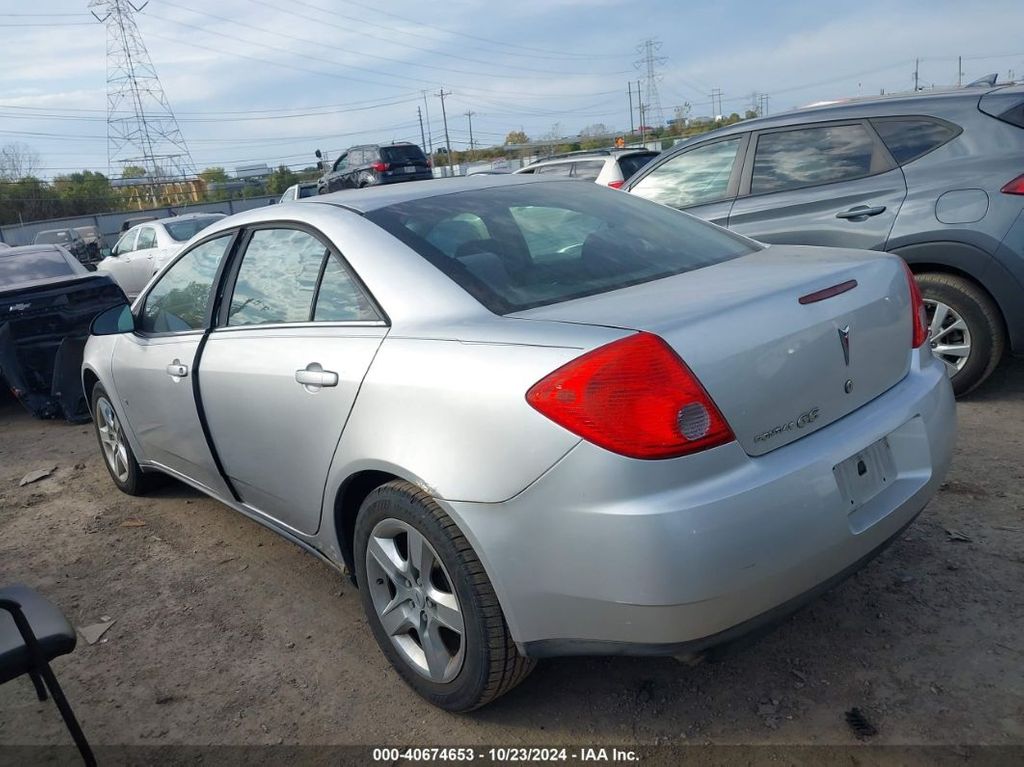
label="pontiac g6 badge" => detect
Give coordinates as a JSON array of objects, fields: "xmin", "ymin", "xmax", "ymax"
[
  {"xmin": 754, "ymin": 407, "xmax": 821, "ymax": 443},
  {"xmin": 838, "ymin": 325, "xmax": 851, "ymax": 366}
]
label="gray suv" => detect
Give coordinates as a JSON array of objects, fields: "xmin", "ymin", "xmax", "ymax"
[{"xmin": 628, "ymin": 84, "xmax": 1024, "ymax": 395}]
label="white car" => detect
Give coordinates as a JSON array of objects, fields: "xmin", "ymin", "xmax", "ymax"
[
  {"xmin": 514, "ymin": 148, "xmax": 659, "ymax": 188},
  {"xmin": 279, "ymin": 182, "xmax": 318, "ymax": 202},
  {"xmin": 97, "ymin": 213, "xmax": 226, "ymax": 297}
]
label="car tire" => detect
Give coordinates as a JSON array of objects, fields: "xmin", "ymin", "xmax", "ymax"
[
  {"xmin": 91, "ymin": 383, "xmax": 164, "ymax": 496},
  {"xmin": 354, "ymin": 480, "xmax": 534, "ymax": 711},
  {"xmin": 915, "ymin": 272, "xmax": 1005, "ymax": 396}
]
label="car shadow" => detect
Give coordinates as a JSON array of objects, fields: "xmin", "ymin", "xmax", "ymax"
[{"xmin": 959, "ymin": 354, "xmax": 1024, "ymax": 403}]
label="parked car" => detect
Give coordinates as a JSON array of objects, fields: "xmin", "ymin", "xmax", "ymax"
[
  {"xmin": 1, "ymin": 245, "xmax": 125, "ymax": 421},
  {"xmin": 32, "ymin": 229, "xmax": 93, "ymax": 267},
  {"xmin": 73, "ymin": 225, "xmax": 106, "ymax": 262},
  {"xmin": 97, "ymin": 213, "xmax": 226, "ymax": 298},
  {"xmin": 279, "ymin": 182, "xmax": 318, "ymax": 202},
  {"xmin": 627, "ymin": 83, "xmax": 1024, "ymax": 396},
  {"xmin": 318, "ymin": 142, "xmax": 431, "ymax": 193},
  {"xmin": 83, "ymin": 177, "xmax": 954, "ymax": 711},
  {"xmin": 515, "ymin": 148, "xmax": 659, "ymax": 188},
  {"xmin": 119, "ymin": 215, "xmax": 158, "ymax": 234}
]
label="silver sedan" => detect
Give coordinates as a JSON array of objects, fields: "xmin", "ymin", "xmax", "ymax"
[{"xmin": 82, "ymin": 177, "xmax": 955, "ymax": 711}]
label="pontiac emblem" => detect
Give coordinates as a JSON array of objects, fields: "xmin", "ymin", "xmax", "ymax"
[{"xmin": 838, "ymin": 325, "xmax": 851, "ymax": 367}]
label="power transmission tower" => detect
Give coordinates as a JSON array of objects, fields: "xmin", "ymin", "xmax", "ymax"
[
  {"xmin": 710, "ymin": 88, "xmax": 723, "ymax": 118},
  {"xmin": 89, "ymin": 0, "xmax": 196, "ymax": 203},
  {"xmin": 464, "ymin": 110, "xmax": 476, "ymax": 153},
  {"xmin": 436, "ymin": 89, "xmax": 453, "ymax": 177},
  {"xmin": 635, "ymin": 38, "xmax": 666, "ymax": 130}
]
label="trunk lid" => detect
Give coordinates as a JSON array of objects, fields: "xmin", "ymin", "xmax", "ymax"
[{"xmin": 510, "ymin": 245, "xmax": 913, "ymax": 455}]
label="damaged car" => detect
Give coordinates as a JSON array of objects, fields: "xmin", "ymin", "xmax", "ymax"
[{"xmin": 1, "ymin": 244, "xmax": 126, "ymax": 422}]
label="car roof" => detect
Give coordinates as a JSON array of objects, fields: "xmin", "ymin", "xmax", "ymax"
[
  {"xmin": 1, "ymin": 244, "xmax": 74, "ymax": 260},
  {"xmin": 306, "ymin": 174, "xmax": 555, "ymax": 213}
]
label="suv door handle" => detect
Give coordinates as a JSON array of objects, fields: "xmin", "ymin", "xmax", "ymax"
[
  {"xmin": 836, "ymin": 205, "xmax": 887, "ymax": 220},
  {"xmin": 166, "ymin": 360, "xmax": 188, "ymax": 378},
  {"xmin": 295, "ymin": 362, "xmax": 338, "ymax": 390}
]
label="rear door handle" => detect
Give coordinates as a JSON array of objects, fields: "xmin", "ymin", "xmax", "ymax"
[
  {"xmin": 165, "ymin": 360, "xmax": 188, "ymax": 378},
  {"xmin": 295, "ymin": 362, "xmax": 338, "ymax": 390},
  {"xmin": 836, "ymin": 205, "xmax": 886, "ymax": 220}
]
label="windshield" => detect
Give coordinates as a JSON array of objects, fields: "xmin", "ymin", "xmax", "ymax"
[
  {"xmin": 366, "ymin": 181, "xmax": 757, "ymax": 314},
  {"xmin": 0, "ymin": 250, "xmax": 73, "ymax": 285},
  {"xmin": 33, "ymin": 231, "xmax": 70, "ymax": 244},
  {"xmin": 164, "ymin": 215, "xmax": 224, "ymax": 242}
]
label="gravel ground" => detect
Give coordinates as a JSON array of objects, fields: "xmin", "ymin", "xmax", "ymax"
[{"xmin": 0, "ymin": 358, "xmax": 1022, "ymax": 758}]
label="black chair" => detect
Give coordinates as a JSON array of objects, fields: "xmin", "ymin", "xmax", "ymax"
[{"xmin": 0, "ymin": 584, "xmax": 96, "ymax": 766}]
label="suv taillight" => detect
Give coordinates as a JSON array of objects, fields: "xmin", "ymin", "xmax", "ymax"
[
  {"xmin": 526, "ymin": 332, "xmax": 734, "ymax": 459},
  {"xmin": 1001, "ymin": 173, "xmax": 1024, "ymax": 194},
  {"xmin": 902, "ymin": 262, "xmax": 928, "ymax": 348},
  {"xmin": 607, "ymin": 180, "xmax": 625, "ymax": 189},
  {"xmin": 371, "ymin": 161, "xmax": 389, "ymax": 172}
]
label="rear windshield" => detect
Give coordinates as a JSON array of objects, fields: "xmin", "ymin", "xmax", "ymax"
[
  {"xmin": 381, "ymin": 145, "xmax": 427, "ymax": 164},
  {"xmin": 164, "ymin": 215, "xmax": 223, "ymax": 242},
  {"xmin": 0, "ymin": 250, "xmax": 73, "ymax": 285},
  {"xmin": 297, "ymin": 185, "xmax": 318, "ymax": 199},
  {"xmin": 617, "ymin": 153, "xmax": 658, "ymax": 179},
  {"xmin": 366, "ymin": 181, "xmax": 757, "ymax": 314},
  {"xmin": 33, "ymin": 230, "xmax": 70, "ymax": 244}
]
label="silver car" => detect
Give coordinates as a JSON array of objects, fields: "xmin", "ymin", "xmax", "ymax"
[{"xmin": 83, "ymin": 177, "xmax": 955, "ymax": 711}]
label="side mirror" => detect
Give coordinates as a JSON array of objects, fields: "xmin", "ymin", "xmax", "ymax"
[
  {"xmin": 91, "ymin": 303, "xmax": 135, "ymax": 336},
  {"xmin": 100, "ymin": 247, "xmax": 113, "ymax": 259}
]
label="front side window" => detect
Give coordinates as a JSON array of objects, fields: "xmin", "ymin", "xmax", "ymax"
[
  {"xmin": 227, "ymin": 229, "xmax": 326, "ymax": 326},
  {"xmin": 314, "ymin": 256, "xmax": 380, "ymax": 322},
  {"xmin": 367, "ymin": 182, "xmax": 757, "ymax": 314},
  {"xmin": 140, "ymin": 235, "xmax": 232, "ymax": 333},
  {"xmin": 751, "ymin": 124, "xmax": 876, "ymax": 194},
  {"xmin": 631, "ymin": 138, "xmax": 741, "ymax": 208},
  {"xmin": 136, "ymin": 227, "xmax": 157, "ymax": 249},
  {"xmin": 112, "ymin": 230, "xmax": 137, "ymax": 256}
]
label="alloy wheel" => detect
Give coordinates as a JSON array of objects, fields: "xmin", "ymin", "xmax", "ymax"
[
  {"xmin": 96, "ymin": 397, "xmax": 130, "ymax": 483},
  {"xmin": 365, "ymin": 518, "xmax": 465, "ymax": 683},
  {"xmin": 925, "ymin": 298, "xmax": 971, "ymax": 376}
]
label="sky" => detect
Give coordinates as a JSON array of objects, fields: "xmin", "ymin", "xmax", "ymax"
[{"xmin": 1, "ymin": 0, "xmax": 1023, "ymax": 180}]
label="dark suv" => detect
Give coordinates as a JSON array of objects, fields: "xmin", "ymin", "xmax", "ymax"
[
  {"xmin": 627, "ymin": 83, "xmax": 1024, "ymax": 395},
  {"xmin": 318, "ymin": 142, "xmax": 431, "ymax": 194}
]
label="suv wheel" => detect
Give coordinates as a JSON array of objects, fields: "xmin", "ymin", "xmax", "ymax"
[
  {"xmin": 354, "ymin": 480, "xmax": 534, "ymax": 711},
  {"xmin": 915, "ymin": 272, "xmax": 1005, "ymax": 396}
]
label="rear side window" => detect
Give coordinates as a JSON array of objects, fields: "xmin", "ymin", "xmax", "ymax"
[
  {"xmin": 314, "ymin": 256, "xmax": 380, "ymax": 322},
  {"xmin": 228, "ymin": 229, "xmax": 326, "ymax": 326},
  {"xmin": 631, "ymin": 137, "xmax": 741, "ymax": 208},
  {"xmin": 141, "ymin": 235, "xmax": 232, "ymax": 333},
  {"xmin": 751, "ymin": 124, "xmax": 876, "ymax": 194},
  {"xmin": 366, "ymin": 182, "xmax": 757, "ymax": 314},
  {"xmin": 871, "ymin": 117, "xmax": 959, "ymax": 165},
  {"xmin": 136, "ymin": 227, "xmax": 156, "ymax": 249},
  {"xmin": 381, "ymin": 145, "xmax": 427, "ymax": 165},
  {"xmin": 616, "ymin": 153, "xmax": 657, "ymax": 179},
  {"xmin": 572, "ymin": 160, "xmax": 606, "ymax": 181},
  {"xmin": 0, "ymin": 250, "xmax": 73, "ymax": 284}
]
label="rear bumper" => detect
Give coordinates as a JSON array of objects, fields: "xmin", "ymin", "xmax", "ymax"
[{"xmin": 444, "ymin": 348, "xmax": 956, "ymax": 656}]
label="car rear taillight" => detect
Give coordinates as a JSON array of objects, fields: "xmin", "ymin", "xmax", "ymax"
[
  {"xmin": 526, "ymin": 332, "xmax": 734, "ymax": 459},
  {"xmin": 902, "ymin": 262, "xmax": 928, "ymax": 348},
  {"xmin": 371, "ymin": 161, "xmax": 389, "ymax": 172},
  {"xmin": 607, "ymin": 180, "xmax": 625, "ymax": 189},
  {"xmin": 1001, "ymin": 173, "xmax": 1024, "ymax": 194}
]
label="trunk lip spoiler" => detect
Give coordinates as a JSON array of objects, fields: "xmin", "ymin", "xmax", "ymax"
[{"xmin": 798, "ymin": 279, "xmax": 858, "ymax": 305}]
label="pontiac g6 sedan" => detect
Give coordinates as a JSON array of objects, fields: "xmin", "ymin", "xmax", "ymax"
[{"xmin": 83, "ymin": 177, "xmax": 955, "ymax": 711}]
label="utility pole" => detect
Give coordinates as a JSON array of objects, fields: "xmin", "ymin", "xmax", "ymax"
[
  {"xmin": 417, "ymin": 106, "xmax": 427, "ymax": 155},
  {"xmin": 710, "ymin": 88, "xmax": 723, "ymax": 118},
  {"xmin": 760, "ymin": 93, "xmax": 769, "ymax": 116},
  {"xmin": 436, "ymin": 89, "xmax": 453, "ymax": 177},
  {"xmin": 958, "ymin": 56, "xmax": 963, "ymax": 87},
  {"xmin": 464, "ymin": 110, "xmax": 476, "ymax": 154},
  {"xmin": 639, "ymin": 97, "xmax": 646, "ymax": 146},
  {"xmin": 628, "ymin": 81, "xmax": 635, "ymax": 135},
  {"xmin": 421, "ymin": 90, "xmax": 434, "ymax": 157},
  {"xmin": 914, "ymin": 58, "xmax": 920, "ymax": 91}
]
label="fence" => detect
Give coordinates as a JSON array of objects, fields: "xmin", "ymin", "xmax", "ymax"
[{"xmin": 0, "ymin": 196, "xmax": 279, "ymax": 248}]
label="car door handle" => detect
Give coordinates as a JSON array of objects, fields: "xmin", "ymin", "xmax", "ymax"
[
  {"xmin": 295, "ymin": 363, "xmax": 338, "ymax": 389},
  {"xmin": 836, "ymin": 205, "xmax": 886, "ymax": 220},
  {"xmin": 166, "ymin": 360, "xmax": 188, "ymax": 378}
]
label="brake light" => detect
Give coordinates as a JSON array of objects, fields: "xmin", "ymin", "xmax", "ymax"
[
  {"xmin": 526, "ymin": 332, "xmax": 734, "ymax": 459},
  {"xmin": 371, "ymin": 161, "xmax": 389, "ymax": 172},
  {"xmin": 902, "ymin": 261, "xmax": 928, "ymax": 348},
  {"xmin": 607, "ymin": 180, "xmax": 625, "ymax": 189},
  {"xmin": 1001, "ymin": 173, "xmax": 1024, "ymax": 194}
]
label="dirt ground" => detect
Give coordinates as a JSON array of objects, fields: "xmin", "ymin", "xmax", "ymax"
[{"xmin": 1, "ymin": 358, "xmax": 1022, "ymax": 757}]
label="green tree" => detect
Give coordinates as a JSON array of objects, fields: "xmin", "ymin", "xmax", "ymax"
[
  {"xmin": 265, "ymin": 165, "xmax": 298, "ymax": 195},
  {"xmin": 0, "ymin": 177, "xmax": 61, "ymax": 225},
  {"xmin": 121, "ymin": 165, "xmax": 148, "ymax": 179},
  {"xmin": 504, "ymin": 130, "xmax": 529, "ymax": 145},
  {"xmin": 199, "ymin": 166, "xmax": 228, "ymax": 184},
  {"xmin": 53, "ymin": 171, "xmax": 117, "ymax": 216}
]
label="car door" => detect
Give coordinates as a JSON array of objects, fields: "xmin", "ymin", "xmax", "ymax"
[
  {"xmin": 111, "ymin": 233, "xmax": 237, "ymax": 497},
  {"xmin": 626, "ymin": 135, "xmax": 747, "ymax": 225},
  {"xmin": 197, "ymin": 226, "xmax": 387, "ymax": 535},
  {"xmin": 125, "ymin": 225, "xmax": 160, "ymax": 294},
  {"xmin": 727, "ymin": 120, "xmax": 907, "ymax": 250},
  {"xmin": 101, "ymin": 229, "xmax": 139, "ymax": 293},
  {"xmin": 331, "ymin": 152, "xmax": 350, "ymax": 189}
]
